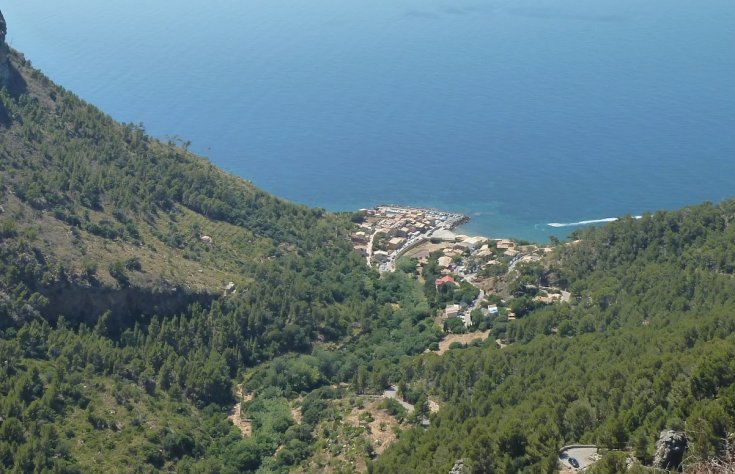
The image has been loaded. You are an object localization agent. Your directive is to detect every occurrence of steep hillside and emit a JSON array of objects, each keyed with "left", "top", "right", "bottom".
[
  {"left": 373, "top": 204, "right": 735, "bottom": 473},
  {"left": 0, "top": 15, "right": 413, "bottom": 473},
  {"left": 0, "top": 41, "right": 362, "bottom": 332},
  {"left": 1, "top": 10, "right": 735, "bottom": 474}
]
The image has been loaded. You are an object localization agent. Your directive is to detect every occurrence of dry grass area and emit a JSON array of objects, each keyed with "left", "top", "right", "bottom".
[
  {"left": 403, "top": 241, "right": 452, "bottom": 258},
  {"left": 345, "top": 399, "right": 401, "bottom": 456},
  {"left": 474, "top": 277, "right": 499, "bottom": 293},
  {"left": 291, "top": 400, "right": 303, "bottom": 425},
  {"left": 685, "top": 434, "right": 735, "bottom": 473},
  {"left": 2, "top": 194, "right": 257, "bottom": 294},
  {"left": 434, "top": 330, "right": 491, "bottom": 355},
  {"left": 295, "top": 396, "right": 405, "bottom": 474}
]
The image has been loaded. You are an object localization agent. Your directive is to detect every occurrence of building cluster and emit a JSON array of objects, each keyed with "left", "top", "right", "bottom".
[
  {"left": 351, "top": 205, "right": 467, "bottom": 270},
  {"left": 350, "top": 230, "right": 370, "bottom": 256},
  {"left": 434, "top": 238, "right": 562, "bottom": 329},
  {"left": 350, "top": 205, "right": 566, "bottom": 335}
]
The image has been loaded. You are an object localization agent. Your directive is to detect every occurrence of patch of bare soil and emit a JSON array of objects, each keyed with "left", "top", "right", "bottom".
[
  {"left": 346, "top": 400, "right": 401, "bottom": 455},
  {"left": 435, "top": 330, "right": 491, "bottom": 355},
  {"left": 228, "top": 385, "right": 254, "bottom": 437},
  {"left": 291, "top": 403, "right": 302, "bottom": 424},
  {"left": 437, "top": 329, "right": 490, "bottom": 355},
  {"left": 403, "top": 241, "right": 452, "bottom": 257}
]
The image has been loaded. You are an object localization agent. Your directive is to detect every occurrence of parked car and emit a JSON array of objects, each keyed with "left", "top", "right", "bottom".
[{"left": 569, "top": 457, "right": 580, "bottom": 468}]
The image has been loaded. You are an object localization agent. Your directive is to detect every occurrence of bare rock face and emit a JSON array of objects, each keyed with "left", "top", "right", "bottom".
[
  {"left": 449, "top": 459, "right": 464, "bottom": 474},
  {"left": 0, "top": 9, "right": 6, "bottom": 43},
  {"left": 0, "top": 9, "right": 10, "bottom": 88},
  {"left": 653, "top": 430, "right": 687, "bottom": 470},
  {"left": 0, "top": 8, "right": 25, "bottom": 111}
]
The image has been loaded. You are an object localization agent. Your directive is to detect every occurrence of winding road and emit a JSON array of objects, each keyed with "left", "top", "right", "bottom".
[{"left": 559, "top": 445, "right": 599, "bottom": 471}]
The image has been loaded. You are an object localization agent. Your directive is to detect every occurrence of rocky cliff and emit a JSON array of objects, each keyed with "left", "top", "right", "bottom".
[
  {"left": 0, "top": 9, "right": 24, "bottom": 97},
  {"left": 653, "top": 430, "right": 687, "bottom": 470},
  {"left": 0, "top": 9, "right": 6, "bottom": 43},
  {"left": 0, "top": 9, "right": 26, "bottom": 123},
  {"left": 0, "top": 9, "right": 9, "bottom": 87}
]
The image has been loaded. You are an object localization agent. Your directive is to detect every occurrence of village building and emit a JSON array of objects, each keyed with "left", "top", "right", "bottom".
[
  {"left": 445, "top": 304, "right": 461, "bottom": 319},
  {"left": 435, "top": 275, "right": 458, "bottom": 289},
  {"left": 518, "top": 254, "right": 541, "bottom": 264},
  {"left": 351, "top": 231, "right": 368, "bottom": 245},
  {"left": 487, "top": 304, "right": 499, "bottom": 315},
  {"left": 475, "top": 247, "right": 493, "bottom": 258},
  {"left": 443, "top": 248, "right": 462, "bottom": 258},
  {"left": 496, "top": 239, "right": 516, "bottom": 250},
  {"left": 437, "top": 256, "right": 453, "bottom": 268},
  {"left": 461, "top": 236, "right": 486, "bottom": 249},
  {"left": 388, "top": 237, "right": 406, "bottom": 250},
  {"left": 452, "top": 242, "right": 469, "bottom": 251},
  {"left": 462, "top": 312, "right": 472, "bottom": 328}
]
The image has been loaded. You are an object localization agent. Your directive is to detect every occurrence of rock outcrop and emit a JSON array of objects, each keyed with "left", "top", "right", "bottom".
[
  {"left": 653, "top": 430, "right": 687, "bottom": 470},
  {"left": 0, "top": 9, "right": 9, "bottom": 87},
  {"left": 449, "top": 459, "right": 464, "bottom": 474},
  {"left": 0, "top": 8, "right": 26, "bottom": 119},
  {"left": 0, "top": 9, "right": 6, "bottom": 43}
]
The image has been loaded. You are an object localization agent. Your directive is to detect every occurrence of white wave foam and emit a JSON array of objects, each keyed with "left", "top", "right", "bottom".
[{"left": 547, "top": 215, "right": 642, "bottom": 228}]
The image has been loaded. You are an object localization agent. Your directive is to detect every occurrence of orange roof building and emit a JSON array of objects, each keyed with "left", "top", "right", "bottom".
[{"left": 435, "top": 275, "right": 458, "bottom": 288}]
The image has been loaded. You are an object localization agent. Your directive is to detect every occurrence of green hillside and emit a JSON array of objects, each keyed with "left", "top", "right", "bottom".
[
  {"left": 1, "top": 14, "right": 734, "bottom": 474},
  {"left": 373, "top": 206, "right": 735, "bottom": 473},
  {"left": 0, "top": 29, "right": 448, "bottom": 471}
]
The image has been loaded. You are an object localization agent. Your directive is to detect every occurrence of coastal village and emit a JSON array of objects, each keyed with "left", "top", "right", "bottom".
[
  {"left": 350, "top": 205, "right": 468, "bottom": 272},
  {"left": 351, "top": 205, "right": 570, "bottom": 348}
]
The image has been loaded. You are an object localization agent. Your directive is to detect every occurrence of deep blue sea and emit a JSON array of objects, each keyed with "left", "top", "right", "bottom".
[{"left": 3, "top": 0, "right": 734, "bottom": 242}]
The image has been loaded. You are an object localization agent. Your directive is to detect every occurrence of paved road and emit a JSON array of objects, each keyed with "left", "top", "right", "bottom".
[
  {"left": 366, "top": 231, "right": 375, "bottom": 267},
  {"left": 559, "top": 446, "right": 599, "bottom": 470},
  {"left": 464, "top": 289, "right": 485, "bottom": 320},
  {"left": 383, "top": 387, "right": 415, "bottom": 413},
  {"left": 508, "top": 253, "right": 526, "bottom": 271}
]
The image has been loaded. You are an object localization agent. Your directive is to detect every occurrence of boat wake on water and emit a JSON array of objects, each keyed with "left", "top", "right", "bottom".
[{"left": 547, "top": 216, "right": 642, "bottom": 228}]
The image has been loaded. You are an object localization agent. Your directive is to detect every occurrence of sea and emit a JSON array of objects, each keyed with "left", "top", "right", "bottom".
[{"left": 3, "top": 0, "right": 734, "bottom": 242}]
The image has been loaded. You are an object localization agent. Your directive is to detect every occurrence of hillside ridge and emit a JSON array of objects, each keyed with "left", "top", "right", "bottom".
[{"left": 1, "top": 8, "right": 734, "bottom": 474}]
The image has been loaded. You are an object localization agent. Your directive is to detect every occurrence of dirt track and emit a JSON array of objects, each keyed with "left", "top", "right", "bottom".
[{"left": 228, "top": 385, "right": 254, "bottom": 437}]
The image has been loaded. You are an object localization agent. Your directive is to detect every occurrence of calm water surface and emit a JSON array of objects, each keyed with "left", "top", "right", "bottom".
[{"left": 4, "top": 0, "right": 734, "bottom": 241}]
